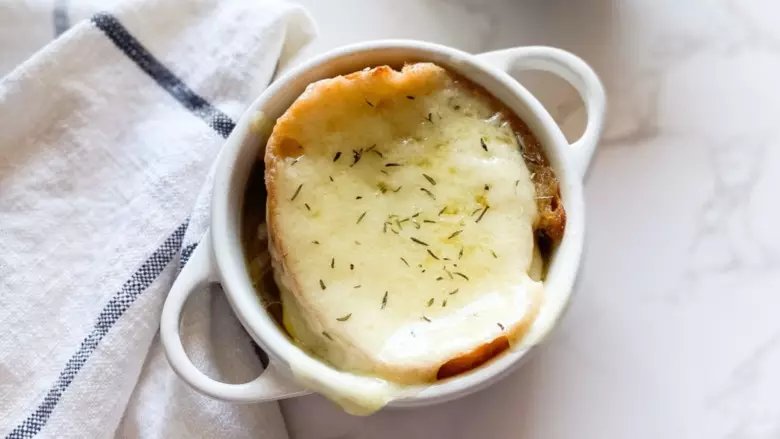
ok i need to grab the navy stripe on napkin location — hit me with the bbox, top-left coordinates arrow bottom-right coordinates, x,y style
91,12 -> 236,139
180,242 -> 199,268
53,0 -> 70,37
6,222 -> 188,439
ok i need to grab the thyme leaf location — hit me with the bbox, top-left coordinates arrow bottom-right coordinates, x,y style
351,149 -> 363,166
476,206 -> 490,223
290,184 -> 303,201
454,272 -> 470,281
410,237 -> 429,246
336,313 -> 352,321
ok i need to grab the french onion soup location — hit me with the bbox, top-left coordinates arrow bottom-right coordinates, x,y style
245,62 -> 565,410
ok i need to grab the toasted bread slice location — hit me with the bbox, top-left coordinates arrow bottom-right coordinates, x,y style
265,63 -> 560,384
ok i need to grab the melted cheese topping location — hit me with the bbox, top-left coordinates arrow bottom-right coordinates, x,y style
266,63 -> 544,410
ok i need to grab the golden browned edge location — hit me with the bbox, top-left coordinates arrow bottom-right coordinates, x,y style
448,69 -> 566,242
263,63 -> 564,384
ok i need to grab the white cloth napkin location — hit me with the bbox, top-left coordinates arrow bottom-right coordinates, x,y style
0,1 -> 316,438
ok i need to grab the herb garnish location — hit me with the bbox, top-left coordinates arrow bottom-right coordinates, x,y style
337,313 -> 352,321
447,230 -> 462,240
371,150 -> 384,158
410,237 -> 429,246
426,113 -> 433,123
497,323 -> 505,330
444,267 -> 454,279
381,291 -> 388,309
357,211 -> 367,224
356,196 -> 363,200
354,285 -> 361,289
305,203 -> 311,211
454,272 -> 470,281
350,263 -> 354,270
412,212 -> 421,218
366,99 -> 375,107
480,138 -> 488,151
476,206 -> 490,223
329,176 -> 334,182
380,170 -> 389,175
436,277 -> 444,281
438,206 -> 447,216
491,250 -> 498,258
392,186 -> 403,193
290,184 -> 303,201
333,151 -> 342,162
458,247 -> 464,259
427,249 -> 440,260
365,144 -> 377,152
400,257 -> 410,267
330,257 -> 334,269
427,298 -> 434,307
385,163 -> 402,167
423,220 -> 436,224
449,289 -> 459,295
484,184 -> 490,191
313,240 -> 320,245
423,174 -> 437,185
515,180 -> 520,187
322,331 -> 333,340
442,299 -> 448,307
420,187 -> 436,200
407,95 -> 415,100
351,149 -> 363,166
422,316 -> 431,322
319,279 -> 326,290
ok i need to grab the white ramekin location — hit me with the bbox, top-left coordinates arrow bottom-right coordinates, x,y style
160,40 -> 605,408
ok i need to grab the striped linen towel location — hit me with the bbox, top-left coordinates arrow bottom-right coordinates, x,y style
0,1 -> 316,438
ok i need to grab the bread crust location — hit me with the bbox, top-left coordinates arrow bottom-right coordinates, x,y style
265,63 -> 563,382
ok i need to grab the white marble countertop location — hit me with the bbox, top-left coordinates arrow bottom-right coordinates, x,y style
280,1 -> 780,438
